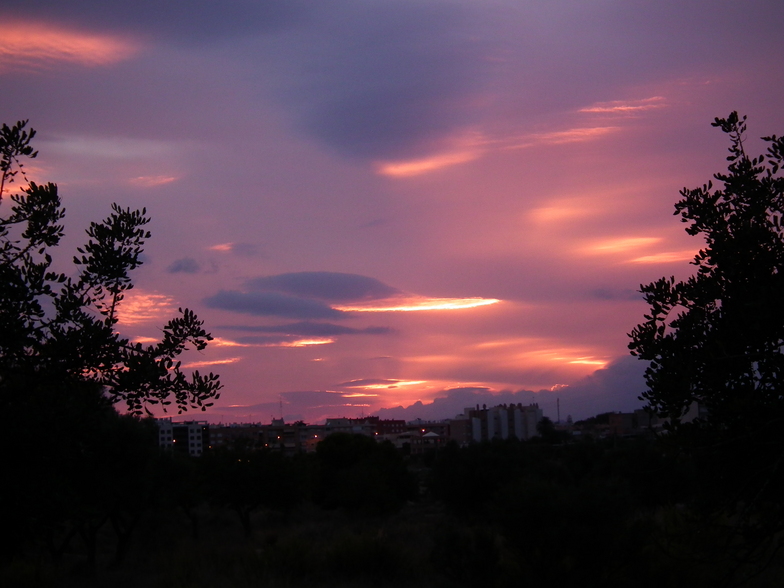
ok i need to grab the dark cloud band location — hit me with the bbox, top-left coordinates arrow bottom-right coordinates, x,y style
204,290 -> 345,319
245,271 -> 400,302
223,321 -> 391,336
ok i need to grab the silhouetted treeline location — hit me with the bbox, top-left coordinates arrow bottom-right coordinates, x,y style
5,427 -> 784,587
429,437 -> 693,587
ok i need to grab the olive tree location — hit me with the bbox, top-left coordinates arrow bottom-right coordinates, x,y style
0,120 -> 222,565
0,120 -> 221,416
629,112 -> 784,581
629,112 -> 784,431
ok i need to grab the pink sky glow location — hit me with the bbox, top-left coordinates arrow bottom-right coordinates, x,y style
2,1 -> 782,422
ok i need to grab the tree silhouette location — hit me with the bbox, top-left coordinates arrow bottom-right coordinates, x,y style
314,433 -> 416,514
629,112 -> 784,582
630,112 -> 784,430
0,120 -> 222,566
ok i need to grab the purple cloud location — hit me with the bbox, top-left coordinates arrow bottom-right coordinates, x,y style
204,290 -> 345,320
224,321 -> 392,336
245,272 -> 400,302
167,257 -> 200,274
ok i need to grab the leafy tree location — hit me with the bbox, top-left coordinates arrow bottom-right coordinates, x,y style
314,433 -> 417,514
629,112 -> 784,581
203,444 -> 304,539
0,120 -> 222,563
630,112 -> 784,429
534,416 -> 568,444
0,120 -> 222,416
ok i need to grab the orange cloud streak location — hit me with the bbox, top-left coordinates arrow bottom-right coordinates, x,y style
334,297 -> 500,312
588,236 -> 661,254
376,149 -> 481,177
0,21 -> 140,71
129,175 -> 178,187
276,338 -> 335,347
117,292 -> 177,326
208,243 -> 234,252
181,357 -> 242,369
630,250 -> 697,264
580,96 -> 666,114
529,126 -> 619,145
342,380 -> 428,390
212,337 -> 335,348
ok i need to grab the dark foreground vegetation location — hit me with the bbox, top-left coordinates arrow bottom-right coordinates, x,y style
3,115 -> 784,587
5,431 -> 784,588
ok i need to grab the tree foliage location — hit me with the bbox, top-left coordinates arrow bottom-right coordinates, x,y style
0,120 -> 222,564
629,113 -> 784,580
0,120 -> 222,416
629,112 -> 784,429
313,433 -> 417,514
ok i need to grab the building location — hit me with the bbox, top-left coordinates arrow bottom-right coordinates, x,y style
458,403 -> 543,443
208,421 -> 327,455
157,419 -> 209,456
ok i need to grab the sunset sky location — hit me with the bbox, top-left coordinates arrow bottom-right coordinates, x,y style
2,1 -> 783,423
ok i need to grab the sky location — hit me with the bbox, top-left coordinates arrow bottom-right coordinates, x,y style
2,0 -> 783,423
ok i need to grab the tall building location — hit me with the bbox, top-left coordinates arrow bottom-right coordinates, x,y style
458,403 -> 543,443
157,419 -> 209,456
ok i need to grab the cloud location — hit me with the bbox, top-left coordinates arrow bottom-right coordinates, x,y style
590,288 -> 641,301
334,296 -> 500,312
0,1 -> 307,43
579,96 -> 666,114
210,389 -> 375,423
206,242 -> 259,256
335,379 -> 426,390
207,241 -> 259,257
246,272 -> 400,302
45,136 -> 174,159
208,243 -> 234,253
224,321 -> 392,336
229,242 -> 259,257
214,334 -> 306,347
129,175 -> 178,187
269,1 -> 491,160
587,237 -> 661,255
629,250 -> 696,264
524,126 -> 619,146
209,334 -> 338,348
0,20 -> 140,71
375,145 -> 482,178
551,355 -> 647,419
167,257 -> 200,274
276,338 -> 334,347
181,357 -> 242,369
375,357 -> 647,422
204,290 -> 345,319
265,1 -> 782,165
376,387 -> 495,421
206,272 -> 498,322
117,291 -> 177,325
